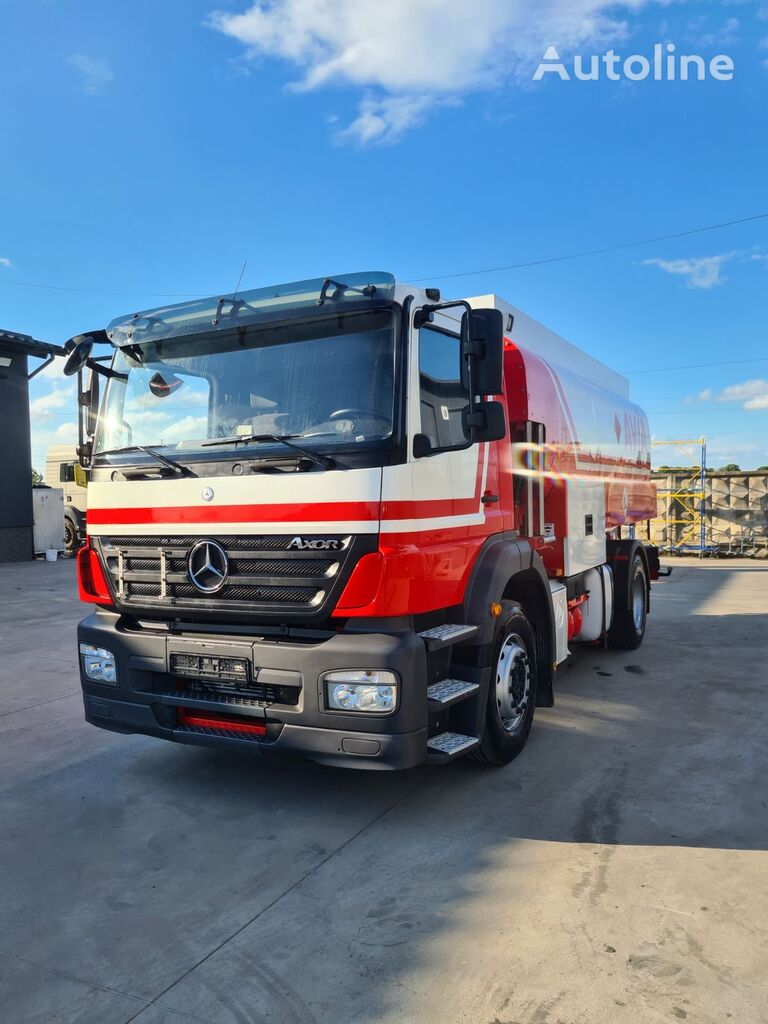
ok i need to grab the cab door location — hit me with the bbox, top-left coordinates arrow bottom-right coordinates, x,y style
379,304 -> 497,613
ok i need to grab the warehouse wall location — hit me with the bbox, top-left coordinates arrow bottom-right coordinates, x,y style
0,346 -> 34,561
643,471 -> 768,557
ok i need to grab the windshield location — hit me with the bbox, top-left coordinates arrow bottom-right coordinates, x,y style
94,310 -> 397,458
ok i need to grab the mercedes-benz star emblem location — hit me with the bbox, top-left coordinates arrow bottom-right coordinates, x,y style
201,486 -> 214,502
187,540 -> 229,593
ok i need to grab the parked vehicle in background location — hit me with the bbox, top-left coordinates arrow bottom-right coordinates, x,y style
64,271 -> 661,771
45,445 -> 87,552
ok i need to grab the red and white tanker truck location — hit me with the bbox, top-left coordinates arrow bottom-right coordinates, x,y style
64,271 -> 660,770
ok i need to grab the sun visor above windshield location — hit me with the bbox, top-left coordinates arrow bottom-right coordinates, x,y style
106,272 -> 397,347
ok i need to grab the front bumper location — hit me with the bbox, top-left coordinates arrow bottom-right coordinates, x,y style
78,610 -> 429,770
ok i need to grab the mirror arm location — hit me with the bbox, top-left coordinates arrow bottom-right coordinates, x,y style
415,299 -> 472,323
414,297 -> 480,441
84,358 -> 124,380
65,329 -> 110,348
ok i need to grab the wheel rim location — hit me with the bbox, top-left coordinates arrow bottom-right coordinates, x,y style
632,570 -> 645,630
64,523 -> 74,550
495,632 -> 530,733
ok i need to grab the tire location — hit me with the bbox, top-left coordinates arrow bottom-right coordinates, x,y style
607,549 -> 648,650
471,601 -> 537,766
64,517 -> 80,555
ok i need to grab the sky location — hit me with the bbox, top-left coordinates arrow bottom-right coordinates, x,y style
1,0 -> 767,472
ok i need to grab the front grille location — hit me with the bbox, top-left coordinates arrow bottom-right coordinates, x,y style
126,581 -> 317,603
157,689 -> 277,708
107,535 -> 313,551
155,684 -> 300,709
93,533 -> 370,621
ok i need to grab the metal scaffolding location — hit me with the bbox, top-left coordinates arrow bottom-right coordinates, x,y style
652,437 -> 716,557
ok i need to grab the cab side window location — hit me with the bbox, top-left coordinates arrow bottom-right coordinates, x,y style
418,326 -> 469,450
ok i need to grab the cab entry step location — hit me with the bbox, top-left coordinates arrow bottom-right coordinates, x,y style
427,679 -> 480,707
418,624 -> 479,651
427,731 -> 480,762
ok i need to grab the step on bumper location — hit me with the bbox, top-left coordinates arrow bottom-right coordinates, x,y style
426,731 -> 480,762
418,624 -> 479,651
427,679 -> 480,708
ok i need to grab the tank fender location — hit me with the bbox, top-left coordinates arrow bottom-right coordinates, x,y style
462,534 -> 555,707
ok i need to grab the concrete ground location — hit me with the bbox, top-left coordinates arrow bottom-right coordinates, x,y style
0,558 -> 766,1024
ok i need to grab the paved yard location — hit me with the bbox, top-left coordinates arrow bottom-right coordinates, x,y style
0,558 -> 766,1024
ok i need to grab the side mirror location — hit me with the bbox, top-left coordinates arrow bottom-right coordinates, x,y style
466,309 -> 504,395
63,337 -> 94,377
412,433 -> 433,458
463,400 -> 506,442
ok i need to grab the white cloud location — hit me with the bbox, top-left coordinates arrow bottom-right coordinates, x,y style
686,16 -> 739,48
704,441 -> 768,470
643,252 -> 737,289
696,379 -> 768,411
36,357 -> 68,382
0,257 -> 11,268
336,94 -> 437,145
123,409 -> 174,429
31,421 -> 79,459
29,383 -> 74,422
53,422 -> 79,441
209,0 -> 655,142
68,54 -> 114,94
162,415 -> 209,441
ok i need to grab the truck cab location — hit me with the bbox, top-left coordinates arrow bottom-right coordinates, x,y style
66,271 -> 657,770
45,444 -> 87,552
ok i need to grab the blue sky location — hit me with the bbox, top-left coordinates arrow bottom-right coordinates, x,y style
1,0 -> 767,471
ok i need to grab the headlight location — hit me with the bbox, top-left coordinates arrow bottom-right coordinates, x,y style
324,670 -> 398,713
79,643 -> 118,685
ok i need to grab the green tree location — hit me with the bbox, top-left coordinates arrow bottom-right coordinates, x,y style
720,463 -> 741,472
31,468 -> 46,487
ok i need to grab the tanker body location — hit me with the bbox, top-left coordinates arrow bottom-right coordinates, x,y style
65,272 -> 662,771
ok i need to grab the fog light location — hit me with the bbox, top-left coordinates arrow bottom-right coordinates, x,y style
325,670 -> 398,713
79,643 -> 117,685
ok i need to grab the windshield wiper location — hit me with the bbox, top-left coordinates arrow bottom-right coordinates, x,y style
95,445 -> 195,477
202,433 -> 335,470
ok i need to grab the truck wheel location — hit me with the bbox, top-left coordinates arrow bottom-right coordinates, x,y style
608,550 -> 648,650
64,517 -> 80,554
471,601 -> 537,766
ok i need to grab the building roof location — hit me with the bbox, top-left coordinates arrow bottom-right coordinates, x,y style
0,329 -> 67,360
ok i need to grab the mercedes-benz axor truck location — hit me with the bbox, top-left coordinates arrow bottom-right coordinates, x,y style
64,271 -> 659,770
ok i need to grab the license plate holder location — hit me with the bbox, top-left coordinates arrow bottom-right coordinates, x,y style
170,652 -> 251,685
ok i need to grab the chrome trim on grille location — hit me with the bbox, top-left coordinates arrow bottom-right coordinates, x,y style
93,533 -> 370,620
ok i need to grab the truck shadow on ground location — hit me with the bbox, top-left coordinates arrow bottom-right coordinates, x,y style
95,603 -> 764,1023
154,605 -> 767,856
